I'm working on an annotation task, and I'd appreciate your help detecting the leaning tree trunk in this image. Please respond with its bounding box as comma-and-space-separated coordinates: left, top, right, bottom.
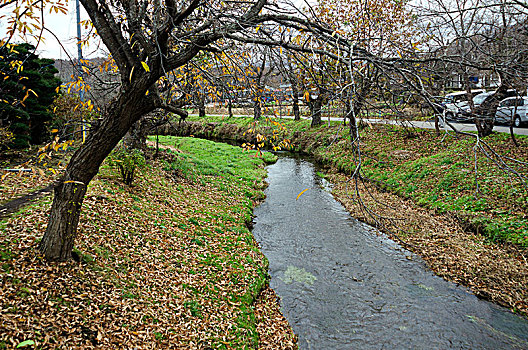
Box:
39, 90, 155, 261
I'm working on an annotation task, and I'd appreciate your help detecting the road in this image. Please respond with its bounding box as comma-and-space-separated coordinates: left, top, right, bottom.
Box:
361, 118, 528, 136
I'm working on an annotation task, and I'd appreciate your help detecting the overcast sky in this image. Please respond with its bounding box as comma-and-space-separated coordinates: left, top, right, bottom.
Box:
1, 0, 312, 60
0, 1, 103, 60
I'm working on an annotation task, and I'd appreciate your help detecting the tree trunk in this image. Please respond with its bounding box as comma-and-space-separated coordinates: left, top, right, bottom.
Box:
474, 119, 494, 137
227, 98, 233, 118
123, 117, 148, 151
38, 180, 88, 261
253, 95, 262, 121
291, 82, 300, 121
474, 82, 509, 138
349, 112, 358, 146
198, 103, 206, 118
39, 90, 155, 261
309, 95, 323, 127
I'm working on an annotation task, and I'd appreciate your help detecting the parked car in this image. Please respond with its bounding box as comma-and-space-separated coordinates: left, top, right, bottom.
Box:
494, 96, 528, 127
441, 90, 485, 122
458, 90, 521, 120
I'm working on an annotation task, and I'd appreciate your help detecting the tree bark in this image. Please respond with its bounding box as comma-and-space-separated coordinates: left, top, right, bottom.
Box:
291, 82, 300, 121
309, 94, 325, 127
227, 98, 233, 118
123, 117, 148, 151
38, 180, 88, 261
39, 89, 155, 261
253, 94, 262, 121
474, 82, 509, 138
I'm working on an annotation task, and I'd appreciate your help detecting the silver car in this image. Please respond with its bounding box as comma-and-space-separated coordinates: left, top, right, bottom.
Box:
495, 97, 528, 127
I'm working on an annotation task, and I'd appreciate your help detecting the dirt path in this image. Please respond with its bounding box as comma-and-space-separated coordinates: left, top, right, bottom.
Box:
0, 183, 54, 219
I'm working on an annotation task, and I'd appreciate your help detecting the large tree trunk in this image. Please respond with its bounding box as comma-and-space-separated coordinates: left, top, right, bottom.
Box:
39, 89, 155, 261
309, 95, 323, 127
38, 180, 88, 261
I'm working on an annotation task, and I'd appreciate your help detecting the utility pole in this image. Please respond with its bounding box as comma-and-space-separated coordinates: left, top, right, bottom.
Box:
76, 0, 86, 143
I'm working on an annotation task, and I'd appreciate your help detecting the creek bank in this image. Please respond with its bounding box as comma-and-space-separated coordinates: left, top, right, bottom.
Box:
163, 118, 528, 316
0, 138, 297, 349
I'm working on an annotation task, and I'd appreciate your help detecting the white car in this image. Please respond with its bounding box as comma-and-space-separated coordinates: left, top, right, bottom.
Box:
495, 96, 528, 127
442, 90, 485, 121
459, 90, 520, 120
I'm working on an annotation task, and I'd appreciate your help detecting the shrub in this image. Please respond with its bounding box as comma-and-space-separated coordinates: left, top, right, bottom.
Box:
107, 146, 146, 185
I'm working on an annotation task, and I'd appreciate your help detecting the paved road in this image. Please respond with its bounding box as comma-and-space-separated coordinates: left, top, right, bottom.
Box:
362, 118, 528, 136
195, 114, 528, 136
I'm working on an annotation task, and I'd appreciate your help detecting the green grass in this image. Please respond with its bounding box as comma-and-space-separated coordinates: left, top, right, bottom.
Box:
146, 136, 276, 347
179, 115, 528, 247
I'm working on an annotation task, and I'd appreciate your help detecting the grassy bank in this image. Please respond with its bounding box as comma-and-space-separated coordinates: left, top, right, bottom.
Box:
0, 137, 297, 349
182, 115, 528, 247
176, 115, 528, 314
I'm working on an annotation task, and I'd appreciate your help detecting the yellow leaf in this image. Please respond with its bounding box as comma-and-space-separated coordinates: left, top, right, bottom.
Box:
141, 61, 150, 72
51, 129, 58, 133
129, 67, 134, 82
296, 188, 309, 200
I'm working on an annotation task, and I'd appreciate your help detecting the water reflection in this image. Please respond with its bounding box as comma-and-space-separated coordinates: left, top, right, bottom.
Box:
253, 156, 528, 349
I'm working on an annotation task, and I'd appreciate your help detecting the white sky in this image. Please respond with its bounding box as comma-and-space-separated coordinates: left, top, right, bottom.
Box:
1, 0, 313, 60
0, 1, 104, 59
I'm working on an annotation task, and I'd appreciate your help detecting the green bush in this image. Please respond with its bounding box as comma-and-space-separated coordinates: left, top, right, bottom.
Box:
107, 147, 146, 185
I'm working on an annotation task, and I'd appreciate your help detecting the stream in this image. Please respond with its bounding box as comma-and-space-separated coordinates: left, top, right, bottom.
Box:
252, 155, 528, 349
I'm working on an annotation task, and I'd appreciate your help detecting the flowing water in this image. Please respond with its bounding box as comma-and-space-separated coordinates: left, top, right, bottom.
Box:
252, 155, 528, 349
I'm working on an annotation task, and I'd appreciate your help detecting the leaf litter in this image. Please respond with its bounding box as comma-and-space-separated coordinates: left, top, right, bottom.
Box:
0, 137, 296, 349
